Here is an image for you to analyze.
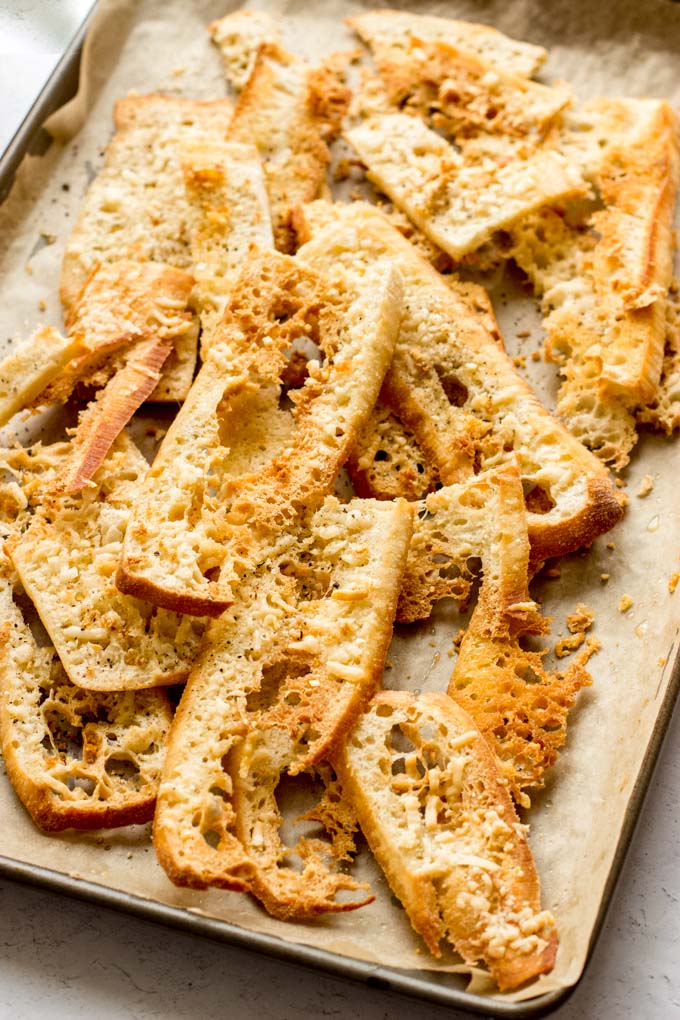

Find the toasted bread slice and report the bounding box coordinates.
[0,563,173,832]
[335,691,558,990]
[348,10,547,78]
[5,434,207,691]
[60,95,233,314]
[345,113,587,261]
[229,44,350,251]
[296,201,623,564]
[181,141,273,352]
[0,328,85,429]
[367,37,570,140]
[510,102,680,468]
[208,9,282,91]
[117,249,402,617]
[46,260,196,407]
[399,461,591,804]
[154,495,413,904]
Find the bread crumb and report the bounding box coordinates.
[530,350,541,362]
[38,299,46,312]
[40,231,57,245]
[512,354,527,368]
[543,565,561,580]
[669,573,679,594]
[334,159,351,182]
[606,542,616,550]
[658,657,666,667]
[636,474,654,498]
[453,628,467,650]
[384,660,393,670]
[25,264,33,275]
[567,603,594,634]
[618,595,634,613]
[516,330,531,339]
[600,573,610,582]
[172,66,185,76]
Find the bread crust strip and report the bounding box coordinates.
[228,44,351,251]
[117,249,402,617]
[181,140,273,353]
[335,691,558,990]
[295,201,623,564]
[366,37,570,140]
[345,112,587,261]
[399,461,591,805]
[5,435,207,692]
[153,495,413,913]
[347,9,547,79]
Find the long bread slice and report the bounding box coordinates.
[208,9,282,91]
[0,564,173,832]
[510,100,680,468]
[296,201,623,564]
[181,140,273,352]
[335,691,558,990]
[5,435,207,691]
[228,44,350,251]
[60,94,233,313]
[348,10,547,78]
[345,112,586,261]
[118,249,402,616]
[154,494,412,911]
[399,462,591,805]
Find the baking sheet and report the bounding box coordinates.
[1,0,680,1009]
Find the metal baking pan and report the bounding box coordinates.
[1,4,679,1016]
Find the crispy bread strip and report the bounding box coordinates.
[46,260,196,406]
[229,44,351,251]
[510,102,680,467]
[208,9,282,91]
[6,435,207,691]
[182,141,273,351]
[345,113,586,260]
[117,250,402,617]
[0,566,172,832]
[0,328,85,428]
[401,462,591,804]
[348,10,547,78]
[60,94,233,313]
[638,288,680,433]
[368,38,570,139]
[296,201,623,564]
[335,691,558,989]
[154,496,413,906]
[55,335,175,494]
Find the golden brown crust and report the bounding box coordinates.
[336,690,558,989]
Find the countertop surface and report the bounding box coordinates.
[0,3,679,1018]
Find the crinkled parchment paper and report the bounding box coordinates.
[1,0,680,1004]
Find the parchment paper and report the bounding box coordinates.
[1,0,680,1004]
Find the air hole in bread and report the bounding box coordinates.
[523,481,556,514]
[434,366,469,406]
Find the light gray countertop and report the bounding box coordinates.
[0,3,679,1018]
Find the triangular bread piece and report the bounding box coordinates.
[154,494,413,913]
[335,690,558,990]
[117,249,402,616]
[295,201,623,565]
[208,9,282,91]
